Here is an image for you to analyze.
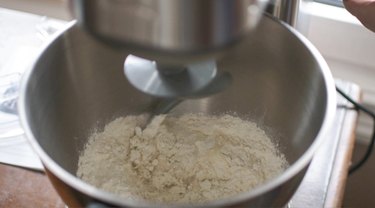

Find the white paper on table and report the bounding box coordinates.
[0,134,44,171]
[0,8,67,172]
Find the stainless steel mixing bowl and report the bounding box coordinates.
[19,15,336,207]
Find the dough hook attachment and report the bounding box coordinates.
[124,55,230,98]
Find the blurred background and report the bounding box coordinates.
[0,0,375,207]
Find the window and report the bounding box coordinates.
[314,0,343,7]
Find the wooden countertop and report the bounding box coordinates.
[0,164,64,207]
[0,81,361,207]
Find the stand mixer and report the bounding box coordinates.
[19,0,338,207]
[70,0,271,98]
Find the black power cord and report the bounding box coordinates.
[336,86,375,175]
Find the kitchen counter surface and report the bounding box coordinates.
[0,8,361,208]
[290,80,361,208]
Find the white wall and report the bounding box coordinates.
[305,3,375,143]
[0,0,71,20]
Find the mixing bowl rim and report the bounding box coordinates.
[18,16,336,207]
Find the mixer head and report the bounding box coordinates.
[70,0,269,98]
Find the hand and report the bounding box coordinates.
[343,0,375,32]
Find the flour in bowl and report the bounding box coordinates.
[77,114,288,203]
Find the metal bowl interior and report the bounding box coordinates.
[19,15,336,207]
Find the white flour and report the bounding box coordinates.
[77,114,288,203]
